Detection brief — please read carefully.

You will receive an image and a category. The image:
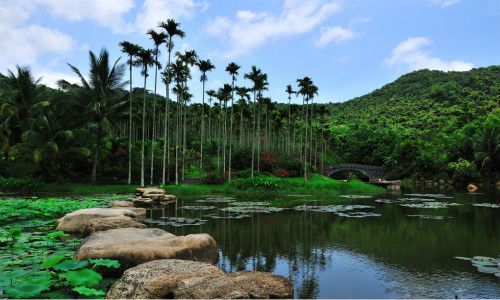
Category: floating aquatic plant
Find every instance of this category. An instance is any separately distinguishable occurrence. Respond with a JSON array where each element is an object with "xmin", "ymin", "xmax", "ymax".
[
  {"xmin": 228, "ymin": 201, "xmax": 270, "ymax": 206},
  {"xmin": 335, "ymin": 212, "xmax": 381, "ymax": 218},
  {"xmin": 293, "ymin": 204, "xmax": 374, "ymax": 213},
  {"xmin": 471, "ymin": 203, "xmax": 500, "ymax": 208},
  {"xmin": 375, "ymin": 199, "xmax": 393, "ymax": 204},
  {"xmin": 158, "ymin": 217, "xmax": 207, "ymax": 226},
  {"xmin": 399, "ymin": 202, "xmax": 461, "ymax": 209},
  {"xmin": 222, "ymin": 206, "xmax": 284, "ymax": 214},
  {"xmin": 454, "ymin": 255, "xmax": 500, "ymax": 277},
  {"xmin": 180, "ymin": 205, "xmax": 216, "ymax": 210},
  {"xmin": 407, "ymin": 214, "xmax": 453, "ymax": 220},
  {"xmin": 205, "ymin": 212, "xmax": 252, "ymax": 219},
  {"xmin": 405, "ymin": 193, "xmax": 453, "ymax": 199},
  {"xmin": 195, "ymin": 197, "xmax": 236, "ymax": 203},
  {"xmin": 339, "ymin": 195, "xmax": 373, "ymax": 199}
]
